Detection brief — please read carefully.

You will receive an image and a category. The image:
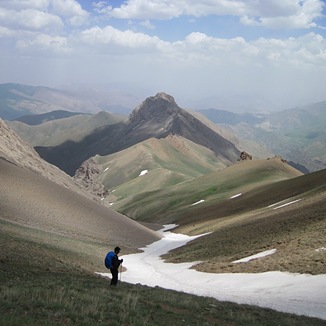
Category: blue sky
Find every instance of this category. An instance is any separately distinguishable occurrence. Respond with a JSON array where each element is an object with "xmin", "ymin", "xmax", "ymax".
[{"xmin": 1, "ymin": 0, "xmax": 326, "ymax": 112}]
